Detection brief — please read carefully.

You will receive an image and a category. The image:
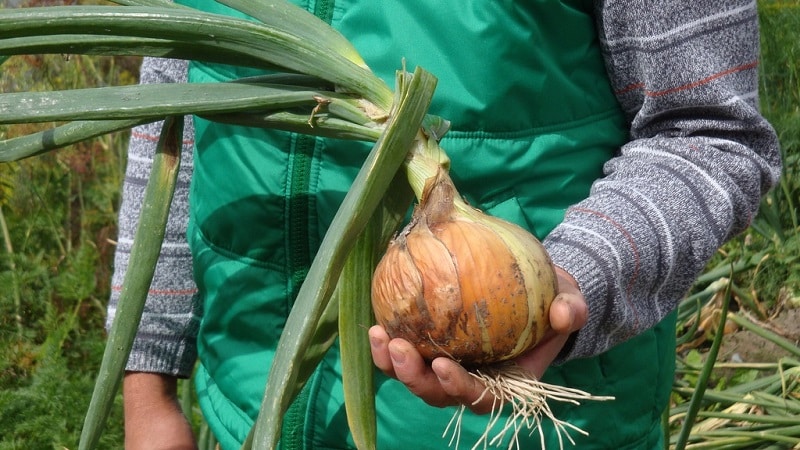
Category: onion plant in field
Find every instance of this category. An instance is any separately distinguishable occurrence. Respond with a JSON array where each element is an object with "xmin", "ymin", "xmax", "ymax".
[{"xmin": 0, "ymin": 0, "xmax": 799, "ymax": 450}]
